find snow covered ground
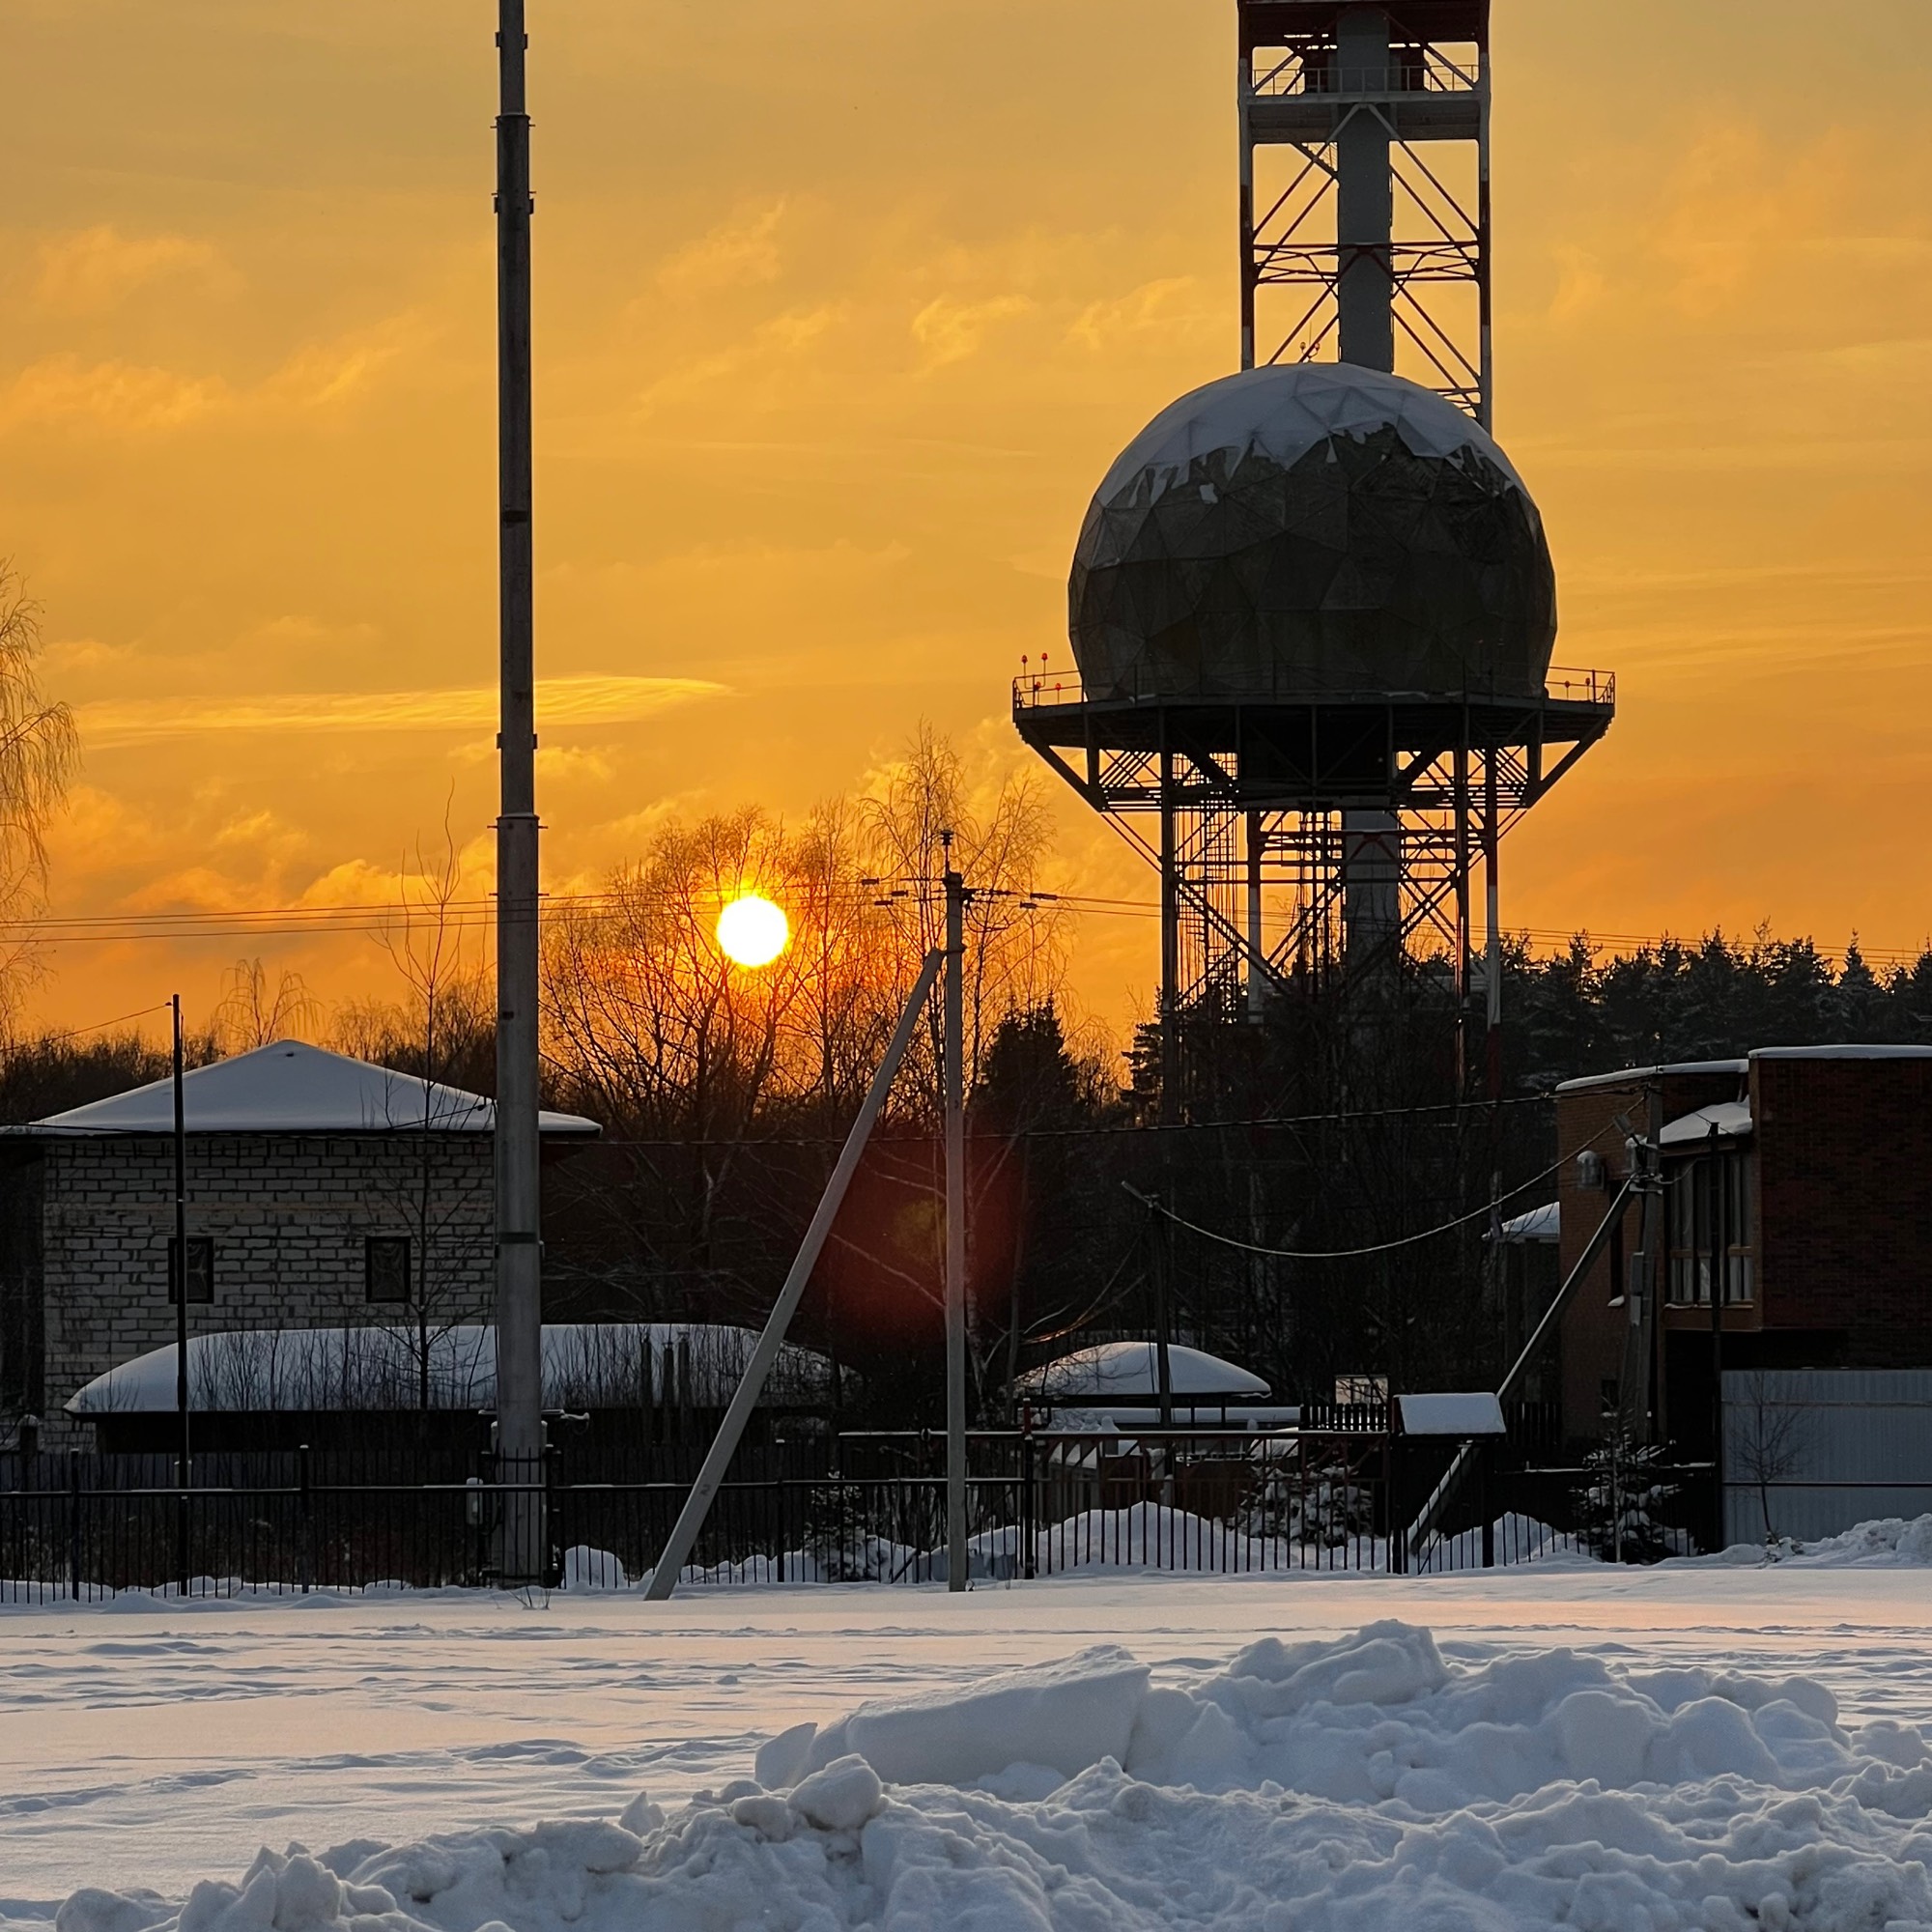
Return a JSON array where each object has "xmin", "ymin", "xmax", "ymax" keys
[{"xmin": 5, "ymin": 1541, "xmax": 1931, "ymax": 1930}]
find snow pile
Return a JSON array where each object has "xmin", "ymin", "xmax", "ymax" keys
[
  {"xmin": 62, "ymin": 1622, "xmax": 1932, "ymax": 1931},
  {"xmin": 558, "ymin": 1547, "xmax": 628, "ymax": 1592},
  {"xmin": 660, "ymin": 1505, "xmax": 1578, "ymax": 1588},
  {"xmin": 1717, "ymin": 1513, "xmax": 1932, "ymax": 1569}
]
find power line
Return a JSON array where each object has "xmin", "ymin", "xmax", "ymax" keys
[
  {"xmin": 584, "ymin": 1092, "xmax": 1550, "ymax": 1151},
  {"xmin": 0, "ymin": 1001, "xmax": 172, "ymax": 1053},
  {"xmin": 1122, "ymin": 1130, "xmax": 1603, "ymax": 1262}
]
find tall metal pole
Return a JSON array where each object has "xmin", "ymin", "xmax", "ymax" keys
[
  {"xmin": 172, "ymin": 992, "xmax": 190, "ymax": 1595},
  {"xmin": 1483, "ymin": 758, "xmax": 1502, "ymax": 1102},
  {"xmin": 171, "ymin": 995, "xmax": 188, "ymax": 1486},
  {"xmin": 1157, "ymin": 742, "xmax": 1179, "ymax": 1123},
  {"xmin": 1244, "ymin": 810, "xmax": 1264, "ymax": 1025},
  {"xmin": 943, "ymin": 845, "xmax": 969, "ymax": 1592},
  {"xmin": 494, "ymin": 0, "xmax": 544, "ymax": 1579},
  {"xmin": 1236, "ymin": 24, "xmax": 1255, "ymax": 371}
]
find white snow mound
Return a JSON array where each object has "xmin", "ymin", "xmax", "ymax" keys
[
  {"xmin": 60, "ymin": 1621, "xmax": 1932, "ymax": 1932},
  {"xmin": 1714, "ymin": 1513, "xmax": 1932, "ymax": 1568}
]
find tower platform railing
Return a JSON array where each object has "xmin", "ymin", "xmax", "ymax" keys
[
  {"xmin": 1012, "ymin": 666, "xmax": 1615, "ymax": 713},
  {"xmin": 1250, "ymin": 53, "xmax": 1481, "ymax": 99}
]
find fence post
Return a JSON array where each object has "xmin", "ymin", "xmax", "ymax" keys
[
  {"xmin": 67, "ymin": 1449, "xmax": 81, "ymax": 1604},
  {"xmin": 1479, "ymin": 1437, "xmax": 1494, "ymax": 1569},
  {"xmin": 1020, "ymin": 1425, "xmax": 1037, "ymax": 1581},
  {"xmin": 298, "ymin": 1443, "xmax": 312, "ymax": 1595},
  {"xmin": 542, "ymin": 1442, "xmax": 561, "ymax": 1589},
  {"xmin": 1384, "ymin": 1433, "xmax": 1406, "ymax": 1576}
]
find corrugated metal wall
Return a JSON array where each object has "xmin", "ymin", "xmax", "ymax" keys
[{"xmin": 1721, "ymin": 1368, "xmax": 1932, "ymax": 1544}]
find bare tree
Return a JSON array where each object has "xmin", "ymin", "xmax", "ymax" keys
[
  {"xmin": 213, "ymin": 957, "xmax": 322, "ymax": 1054},
  {"xmin": 1732, "ymin": 1368, "xmax": 1810, "ymax": 1546},
  {"xmin": 861, "ymin": 722, "xmax": 1068, "ymax": 1098},
  {"xmin": 331, "ymin": 808, "xmax": 495, "ymax": 1414},
  {"xmin": 0, "ymin": 566, "xmax": 79, "ymax": 1037},
  {"xmin": 536, "ymin": 734, "xmax": 1076, "ymax": 1384}
]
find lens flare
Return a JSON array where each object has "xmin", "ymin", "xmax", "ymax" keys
[{"xmin": 716, "ymin": 893, "xmax": 789, "ymax": 968}]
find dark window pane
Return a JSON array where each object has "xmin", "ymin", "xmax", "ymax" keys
[
  {"xmin": 167, "ymin": 1237, "xmax": 213, "ymax": 1305},
  {"xmin": 365, "ymin": 1236, "xmax": 412, "ymax": 1304}
]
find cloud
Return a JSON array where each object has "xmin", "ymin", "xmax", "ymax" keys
[
  {"xmin": 657, "ymin": 201, "xmax": 789, "ymax": 297},
  {"xmin": 35, "ymin": 225, "xmax": 224, "ymax": 314},
  {"xmin": 910, "ymin": 293, "xmax": 1033, "ymax": 369},
  {"xmin": 0, "ymin": 312, "xmax": 436, "ymax": 436},
  {"xmin": 78, "ymin": 674, "xmax": 730, "ymax": 749},
  {"xmin": 0, "ymin": 355, "xmax": 226, "ymax": 432},
  {"xmin": 1067, "ymin": 276, "xmax": 1210, "ymax": 353},
  {"xmin": 261, "ymin": 311, "xmax": 432, "ymax": 409}
]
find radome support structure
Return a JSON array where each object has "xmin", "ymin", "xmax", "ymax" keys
[{"xmin": 1014, "ymin": 0, "xmax": 1614, "ymax": 1115}]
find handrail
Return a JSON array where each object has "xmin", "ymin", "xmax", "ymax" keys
[
  {"xmin": 1249, "ymin": 55, "xmax": 1482, "ymax": 101},
  {"xmin": 1013, "ymin": 667, "xmax": 1617, "ymax": 711}
]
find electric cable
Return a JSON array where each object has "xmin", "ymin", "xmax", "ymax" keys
[{"xmin": 1122, "ymin": 1124, "xmax": 1611, "ymax": 1262}]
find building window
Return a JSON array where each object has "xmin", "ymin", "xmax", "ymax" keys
[
  {"xmin": 1667, "ymin": 1151, "xmax": 1754, "ymax": 1305},
  {"xmin": 167, "ymin": 1236, "xmax": 214, "ymax": 1305},
  {"xmin": 365, "ymin": 1235, "xmax": 412, "ymax": 1304}
]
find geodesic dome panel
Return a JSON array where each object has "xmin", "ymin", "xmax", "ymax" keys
[{"xmin": 1068, "ymin": 364, "xmax": 1556, "ymax": 701}]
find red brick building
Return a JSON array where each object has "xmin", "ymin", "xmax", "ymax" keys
[{"xmin": 1554, "ymin": 1046, "xmax": 1932, "ymax": 1455}]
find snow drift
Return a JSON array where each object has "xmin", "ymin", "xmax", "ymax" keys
[
  {"xmin": 59, "ymin": 1620, "xmax": 1932, "ymax": 1931},
  {"xmin": 1716, "ymin": 1513, "xmax": 1932, "ymax": 1568}
]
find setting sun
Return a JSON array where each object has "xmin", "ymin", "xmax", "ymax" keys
[{"xmin": 715, "ymin": 893, "xmax": 789, "ymax": 969}]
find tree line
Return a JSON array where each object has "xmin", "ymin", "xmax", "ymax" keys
[{"xmin": 4, "ymin": 645, "xmax": 1930, "ymax": 1417}]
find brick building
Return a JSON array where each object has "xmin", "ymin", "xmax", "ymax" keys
[
  {"xmin": 1553, "ymin": 1046, "xmax": 1932, "ymax": 1530},
  {"xmin": 0, "ymin": 1040, "xmax": 597, "ymax": 1448}
]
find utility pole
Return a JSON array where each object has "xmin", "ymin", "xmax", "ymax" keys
[
  {"xmin": 1148, "ymin": 1195, "xmax": 1175, "ymax": 1427},
  {"xmin": 171, "ymin": 994, "xmax": 189, "ymax": 1485},
  {"xmin": 493, "ymin": 0, "xmax": 544, "ymax": 1580},
  {"xmin": 1708, "ymin": 1121, "xmax": 1727, "ymax": 1548},
  {"xmin": 943, "ymin": 838, "xmax": 968, "ymax": 1592},
  {"xmin": 172, "ymin": 992, "xmax": 189, "ymax": 1595}
]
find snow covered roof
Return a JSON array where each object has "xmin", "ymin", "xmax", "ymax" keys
[
  {"xmin": 16, "ymin": 1040, "xmax": 599, "ymax": 1138},
  {"xmin": 1094, "ymin": 363, "xmax": 1532, "ymax": 508},
  {"xmin": 1751, "ymin": 1044, "xmax": 1932, "ymax": 1062},
  {"xmin": 1017, "ymin": 1342, "xmax": 1270, "ymax": 1404},
  {"xmin": 1660, "ymin": 1100, "xmax": 1752, "ymax": 1148},
  {"xmin": 66, "ymin": 1321, "xmax": 829, "ymax": 1415},
  {"xmin": 1492, "ymin": 1202, "xmax": 1559, "ymax": 1245},
  {"xmin": 1397, "ymin": 1392, "xmax": 1507, "ymax": 1437},
  {"xmin": 1554, "ymin": 1060, "xmax": 1747, "ymax": 1096}
]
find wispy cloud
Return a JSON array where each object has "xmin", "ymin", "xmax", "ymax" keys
[
  {"xmin": 79, "ymin": 675, "xmax": 729, "ymax": 749},
  {"xmin": 35, "ymin": 225, "xmax": 225, "ymax": 314}
]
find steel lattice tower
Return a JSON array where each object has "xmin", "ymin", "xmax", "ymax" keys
[
  {"xmin": 1240, "ymin": 0, "xmax": 1490, "ymax": 417},
  {"xmin": 1014, "ymin": 0, "xmax": 1614, "ymax": 1118}
]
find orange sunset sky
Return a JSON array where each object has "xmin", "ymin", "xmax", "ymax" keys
[{"xmin": 3, "ymin": 0, "xmax": 1929, "ymax": 1047}]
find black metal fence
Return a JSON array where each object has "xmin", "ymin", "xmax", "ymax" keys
[{"xmin": 0, "ymin": 1427, "xmax": 1688, "ymax": 1602}]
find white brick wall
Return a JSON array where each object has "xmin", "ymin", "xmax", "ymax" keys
[{"xmin": 39, "ymin": 1133, "xmax": 495, "ymax": 1446}]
